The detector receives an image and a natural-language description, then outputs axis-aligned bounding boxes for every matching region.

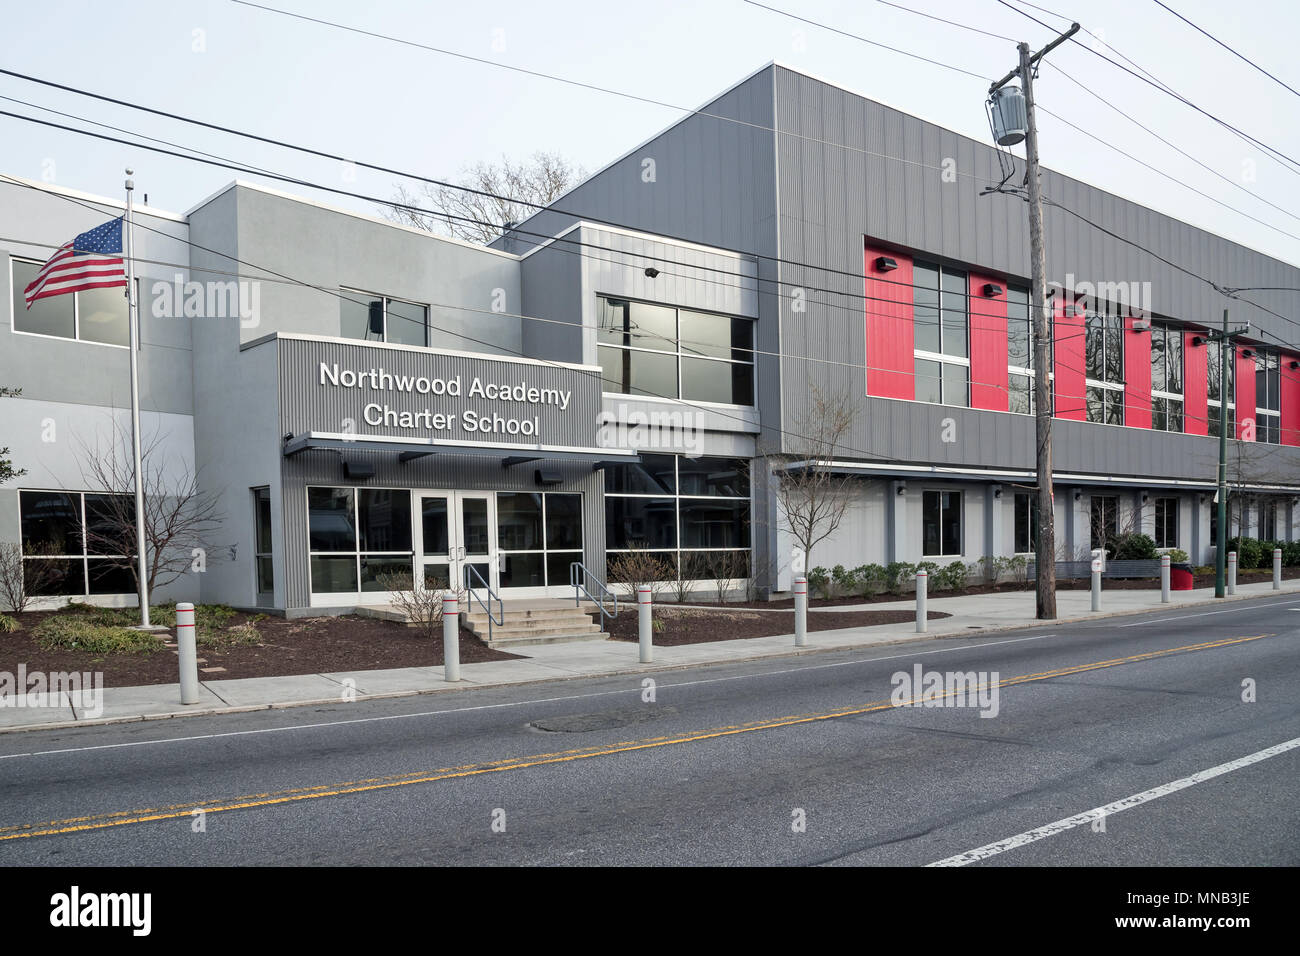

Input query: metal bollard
[1274,548,1283,590]
[1160,553,1171,604]
[637,586,653,663]
[443,595,460,682]
[1091,566,1101,612]
[176,602,199,704]
[793,575,808,647]
[915,570,927,633]
[1227,551,1237,595]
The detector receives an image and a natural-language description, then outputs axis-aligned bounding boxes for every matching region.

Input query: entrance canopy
[282,431,639,468]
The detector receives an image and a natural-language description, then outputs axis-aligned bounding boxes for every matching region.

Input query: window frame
[595,295,756,408]
[1083,303,1125,426]
[1254,350,1281,444]
[339,287,430,347]
[603,455,752,582]
[1207,339,1237,439]
[922,489,964,557]
[1149,323,1184,433]
[9,256,134,350]
[306,485,415,596]
[1013,491,1038,555]
[17,488,136,597]
[1153,496,1179,549]
[912,260,970,408]
[494,491,585,589]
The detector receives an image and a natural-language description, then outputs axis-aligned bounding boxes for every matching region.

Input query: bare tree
[0,542,62,613]
[607,545,673,598]
[384,152,585,245]
[77,424,223,597]
[376,571,463,640]
[773,386,859,575]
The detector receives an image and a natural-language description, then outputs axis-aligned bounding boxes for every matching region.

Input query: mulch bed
[605,606,951,646]
[706,566,1300,608]
[1,609,520,689]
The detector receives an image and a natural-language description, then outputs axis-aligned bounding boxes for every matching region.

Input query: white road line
[927,736,1300,867]
[0,633,1054,760]
[1118,600,1300,627]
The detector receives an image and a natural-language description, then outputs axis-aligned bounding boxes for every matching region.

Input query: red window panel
[1123,317,1152,429]
[969,273,1008,411]
[1053,297,1087,421]
[864,243,914,400]
[1235,347,1256,440]
[1182,329,1209,436]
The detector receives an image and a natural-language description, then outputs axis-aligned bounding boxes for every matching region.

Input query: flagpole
[125,169,151,628]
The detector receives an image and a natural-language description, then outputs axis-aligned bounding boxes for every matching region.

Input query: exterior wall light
[644,267,660,278]
[1290,360,1299,370]
[983,283,1003,297]
[875,256,898,272]
[1191,336,1205,346]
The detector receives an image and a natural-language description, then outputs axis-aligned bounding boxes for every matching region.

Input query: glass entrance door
[414,491,498,594]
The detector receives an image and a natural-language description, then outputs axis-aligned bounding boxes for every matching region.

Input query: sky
[2,0,1298,271]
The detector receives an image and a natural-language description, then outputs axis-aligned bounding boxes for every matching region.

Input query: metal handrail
[463,563,503,645]
[570,561,617,631]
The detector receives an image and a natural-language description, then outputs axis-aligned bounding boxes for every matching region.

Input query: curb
[1,585,1295,736]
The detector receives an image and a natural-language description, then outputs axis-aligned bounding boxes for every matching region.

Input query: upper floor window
[1254,350,1281,444]
[9,257,130,347]
[597,297,754,406]
[1084,301,1124,425]
[1207,339,1236,438]
[1006,286,1034,414]
[913,262,968,407]
[340,289,428,347]
[1150,323,1183,432]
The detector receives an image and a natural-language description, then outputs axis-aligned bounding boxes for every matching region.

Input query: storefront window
[604,456,751,581]
[308,487,413,594]
[496,492,583,588]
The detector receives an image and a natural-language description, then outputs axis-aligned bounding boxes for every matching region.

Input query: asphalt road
[1,594,1297,866]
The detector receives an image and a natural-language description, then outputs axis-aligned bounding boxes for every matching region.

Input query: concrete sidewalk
[3,578,1297,734]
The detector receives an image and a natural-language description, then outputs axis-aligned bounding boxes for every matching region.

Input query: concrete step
[465,606,600,626]
[471,620,603,640]
[483,628,610,648]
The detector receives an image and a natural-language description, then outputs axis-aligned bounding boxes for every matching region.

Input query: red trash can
[1170,563,1195,590]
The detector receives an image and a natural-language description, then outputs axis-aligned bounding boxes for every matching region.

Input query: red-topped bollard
[637,586,653,663]
[443,594,460,682]
[794,575,808,647]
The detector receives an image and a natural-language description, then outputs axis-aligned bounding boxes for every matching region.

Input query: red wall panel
[968,273,1008,411]
[1053,297,1087,420]
[1124,318,1152,429]
[1282,353,1300,446]
[864,243,914,400]
[1182,330,1209,436]
[1235,347,1256,440]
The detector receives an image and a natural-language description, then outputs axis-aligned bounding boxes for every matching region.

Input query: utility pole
[1210,308,1249,598]
[990,23,1078,620]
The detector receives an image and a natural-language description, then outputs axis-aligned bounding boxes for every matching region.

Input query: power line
[1150,0,1300,100]
[995,0,1300,176]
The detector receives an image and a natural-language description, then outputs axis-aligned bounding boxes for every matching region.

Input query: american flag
[23,217,127,308]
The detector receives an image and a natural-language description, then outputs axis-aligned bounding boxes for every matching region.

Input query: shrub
[1167,548,1189,564]
[608,546,674,597]
[0,613,17,634]
[932,560,968,591]
[1227,537,1263,570]
[831,564,856,599]
[33,616,161,654]
[853,563,889,597]
[1111,533,1157,561]
[1283,541,1300,567]
[807,567,832,600]
[885,562,918,593]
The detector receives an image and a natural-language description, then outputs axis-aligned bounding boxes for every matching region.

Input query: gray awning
[281,432,638,467]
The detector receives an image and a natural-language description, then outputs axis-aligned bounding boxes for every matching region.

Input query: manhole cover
[529,706,678,733]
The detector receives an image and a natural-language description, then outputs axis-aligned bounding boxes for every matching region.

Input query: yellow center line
[0,633,1273,842]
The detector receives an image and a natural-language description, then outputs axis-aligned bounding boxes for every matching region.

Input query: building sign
[277,336,602,447]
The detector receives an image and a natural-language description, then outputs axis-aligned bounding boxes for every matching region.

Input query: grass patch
[33,616,162,655]
[0,613,17,634]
